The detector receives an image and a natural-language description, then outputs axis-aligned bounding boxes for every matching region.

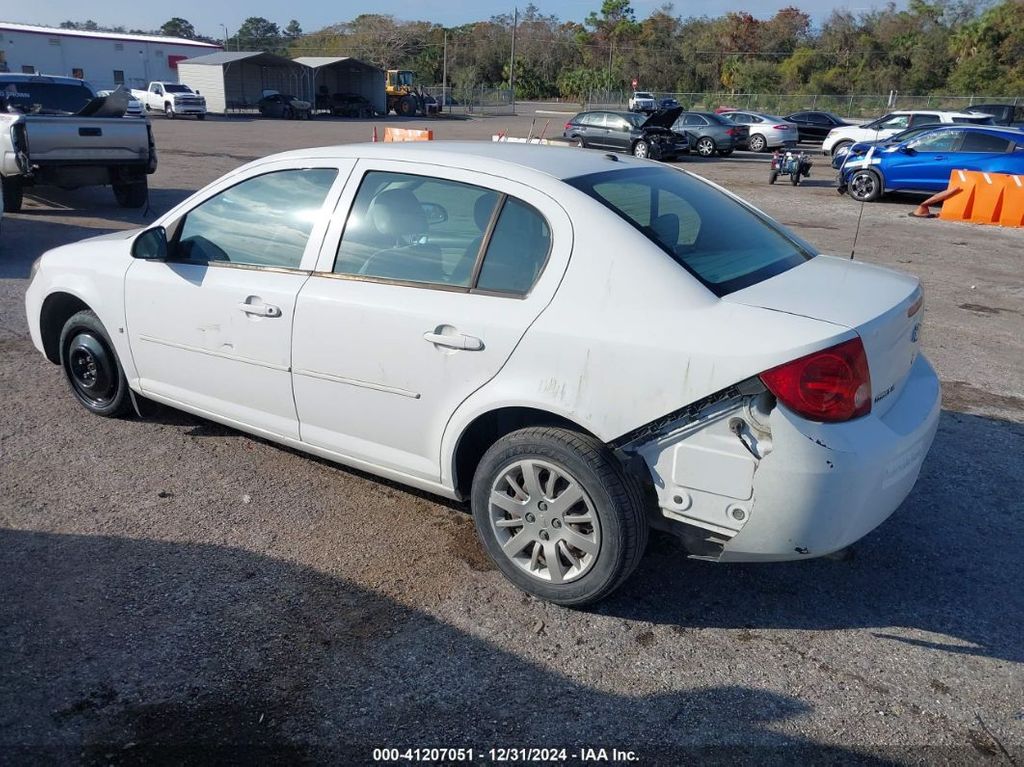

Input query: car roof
[0,72,87,86]
[888,110,987,118]
[252,141,656,182]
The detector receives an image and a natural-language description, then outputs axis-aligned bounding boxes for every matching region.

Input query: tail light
[760,337,872,422]
[725,128,737,136]
[564,122,572,131]
[773,124,790,130]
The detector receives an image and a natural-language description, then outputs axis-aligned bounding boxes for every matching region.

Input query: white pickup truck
[132,82,206,120]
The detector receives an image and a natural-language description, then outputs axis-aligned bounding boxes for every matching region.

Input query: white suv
[823,110,993,156]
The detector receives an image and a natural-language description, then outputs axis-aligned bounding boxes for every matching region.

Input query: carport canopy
[294,57,386,115]
[177,51,307,113]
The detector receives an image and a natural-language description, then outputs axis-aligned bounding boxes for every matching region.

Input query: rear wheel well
[40,293,91,363]
[453,407,595,499]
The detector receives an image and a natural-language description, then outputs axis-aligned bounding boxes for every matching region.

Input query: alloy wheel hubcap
[635,143,648,158]
[488,459,601,584]
[852,174,875,199]
[698,139,713,156]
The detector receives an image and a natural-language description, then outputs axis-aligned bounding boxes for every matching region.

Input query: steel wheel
[65,331,118,408]
[632,140,650,159]
[696,137,715,157]
[748,134,767,153]
[488,459,601,584]
[849,170,881,202]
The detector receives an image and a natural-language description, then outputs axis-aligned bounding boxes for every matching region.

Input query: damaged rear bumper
[636,353,941,562]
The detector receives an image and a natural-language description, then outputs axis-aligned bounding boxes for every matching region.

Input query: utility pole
[442,29,448,114]
[509,7,517,114]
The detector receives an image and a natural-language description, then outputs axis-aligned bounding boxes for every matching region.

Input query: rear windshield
[952,115,993,125]
[566,167,812,296]
[0,80,94,115]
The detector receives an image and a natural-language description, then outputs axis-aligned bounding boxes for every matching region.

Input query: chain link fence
[582,90,1021,119]
[424,86,515,116]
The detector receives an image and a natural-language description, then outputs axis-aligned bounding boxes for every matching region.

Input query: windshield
[635,92,653,99]
[0,80,94,115]
[566,167,812,296]
[164,84,193,93]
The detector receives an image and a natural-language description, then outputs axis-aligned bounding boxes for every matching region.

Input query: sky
[8,0,894,41]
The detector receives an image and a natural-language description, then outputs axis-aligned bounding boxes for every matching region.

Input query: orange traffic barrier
[1000,174,1024,227]
[383,127,433,142]
[939,169,1024,227]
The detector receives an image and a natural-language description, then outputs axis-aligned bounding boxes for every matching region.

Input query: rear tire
[632,139,650,159]
[471,427,649,606]
[59,310,132,418]
[2,175,24,213]
[748,134,767,153]
[113,177,148,208]
[696,137,716,157]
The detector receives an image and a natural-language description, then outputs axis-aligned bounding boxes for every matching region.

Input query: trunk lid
[724,255,923,417]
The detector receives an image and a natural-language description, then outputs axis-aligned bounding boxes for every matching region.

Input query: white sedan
[25,143,940,605]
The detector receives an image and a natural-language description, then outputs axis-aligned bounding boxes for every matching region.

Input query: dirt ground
[1,109,1022,764]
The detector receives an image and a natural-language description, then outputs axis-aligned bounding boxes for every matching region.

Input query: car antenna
[846,145,874,260]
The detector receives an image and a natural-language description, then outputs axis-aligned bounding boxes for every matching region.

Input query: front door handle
[423,330,484,351]
[238,301,282,318]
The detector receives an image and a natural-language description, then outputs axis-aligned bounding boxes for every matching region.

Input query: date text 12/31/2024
[372,747,640,762]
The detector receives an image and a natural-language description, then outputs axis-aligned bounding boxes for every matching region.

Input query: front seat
[360,188,444,283]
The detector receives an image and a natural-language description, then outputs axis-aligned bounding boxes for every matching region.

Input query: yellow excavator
[385,70,438,117]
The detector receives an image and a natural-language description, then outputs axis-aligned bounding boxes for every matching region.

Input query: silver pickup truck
[1,74,157,212]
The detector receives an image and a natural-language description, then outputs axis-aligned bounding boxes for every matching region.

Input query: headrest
[368,188,427,240]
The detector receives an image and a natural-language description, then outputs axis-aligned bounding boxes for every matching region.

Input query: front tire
[632,139,650,159]
[164,103,174,119]
[2,175,24,213]
[748,134,767,153]
[695,137,716,157]
[197,113,206,120]
[59,311,132,417]
[471,427,649,606]
[831,140,852,157]
[848,169,882,202]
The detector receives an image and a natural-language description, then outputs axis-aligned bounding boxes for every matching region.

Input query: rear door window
[567,167,811,296]
[910,113,940,126]
[959,132,1012,153]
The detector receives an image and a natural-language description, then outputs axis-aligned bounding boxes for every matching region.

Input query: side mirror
[421,202,448,225]
[132,226,168,260]
[898,144,916,155]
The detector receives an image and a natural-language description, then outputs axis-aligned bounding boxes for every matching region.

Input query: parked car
[258,93,312,120]
[720,111,797,153]
[822,110,993,156]
[131,81,206,120]
[96,88,145,118]
[329,93,375,118]
[563,108,688,160]
[25,142,940,604]
[1,73,157,211]
[784,111,850,142]
[837,125,1024,201]
[672,111,748,157]
[966,103,1024,128]
[628,91,657,113]
[658,97,680,110]
[830,123,946,168]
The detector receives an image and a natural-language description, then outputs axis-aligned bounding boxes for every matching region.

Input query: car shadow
[0,216,122,279]
[599,409,1024,665]
[21,187,194,219]
[0,528,889,761]
[129,394,1024,666]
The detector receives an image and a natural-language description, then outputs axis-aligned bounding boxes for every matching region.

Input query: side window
[910,113,939,126]
[609,116,630,132]
[959,132,1012,153]
[175,169,338,268]
[476,199,551,295]
[908,129,960,152]
[878,114,910,129]
[335,171,500,286]
[579,113,600,126]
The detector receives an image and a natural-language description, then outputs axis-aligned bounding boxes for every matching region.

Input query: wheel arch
[39,291,92,364]
[449,405,599,500]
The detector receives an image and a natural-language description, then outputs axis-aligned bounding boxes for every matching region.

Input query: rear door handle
[238,302,282,318]
[423,331,484,351]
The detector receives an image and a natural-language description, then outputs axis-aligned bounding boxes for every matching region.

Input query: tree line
[61,0,1024,98]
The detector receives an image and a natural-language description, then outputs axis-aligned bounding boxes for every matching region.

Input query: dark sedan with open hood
[563,107,688,160]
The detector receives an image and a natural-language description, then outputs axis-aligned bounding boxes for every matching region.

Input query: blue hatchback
[837,125,1024,201]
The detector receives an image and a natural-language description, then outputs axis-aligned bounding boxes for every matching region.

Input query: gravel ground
[1,111,1022,765]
